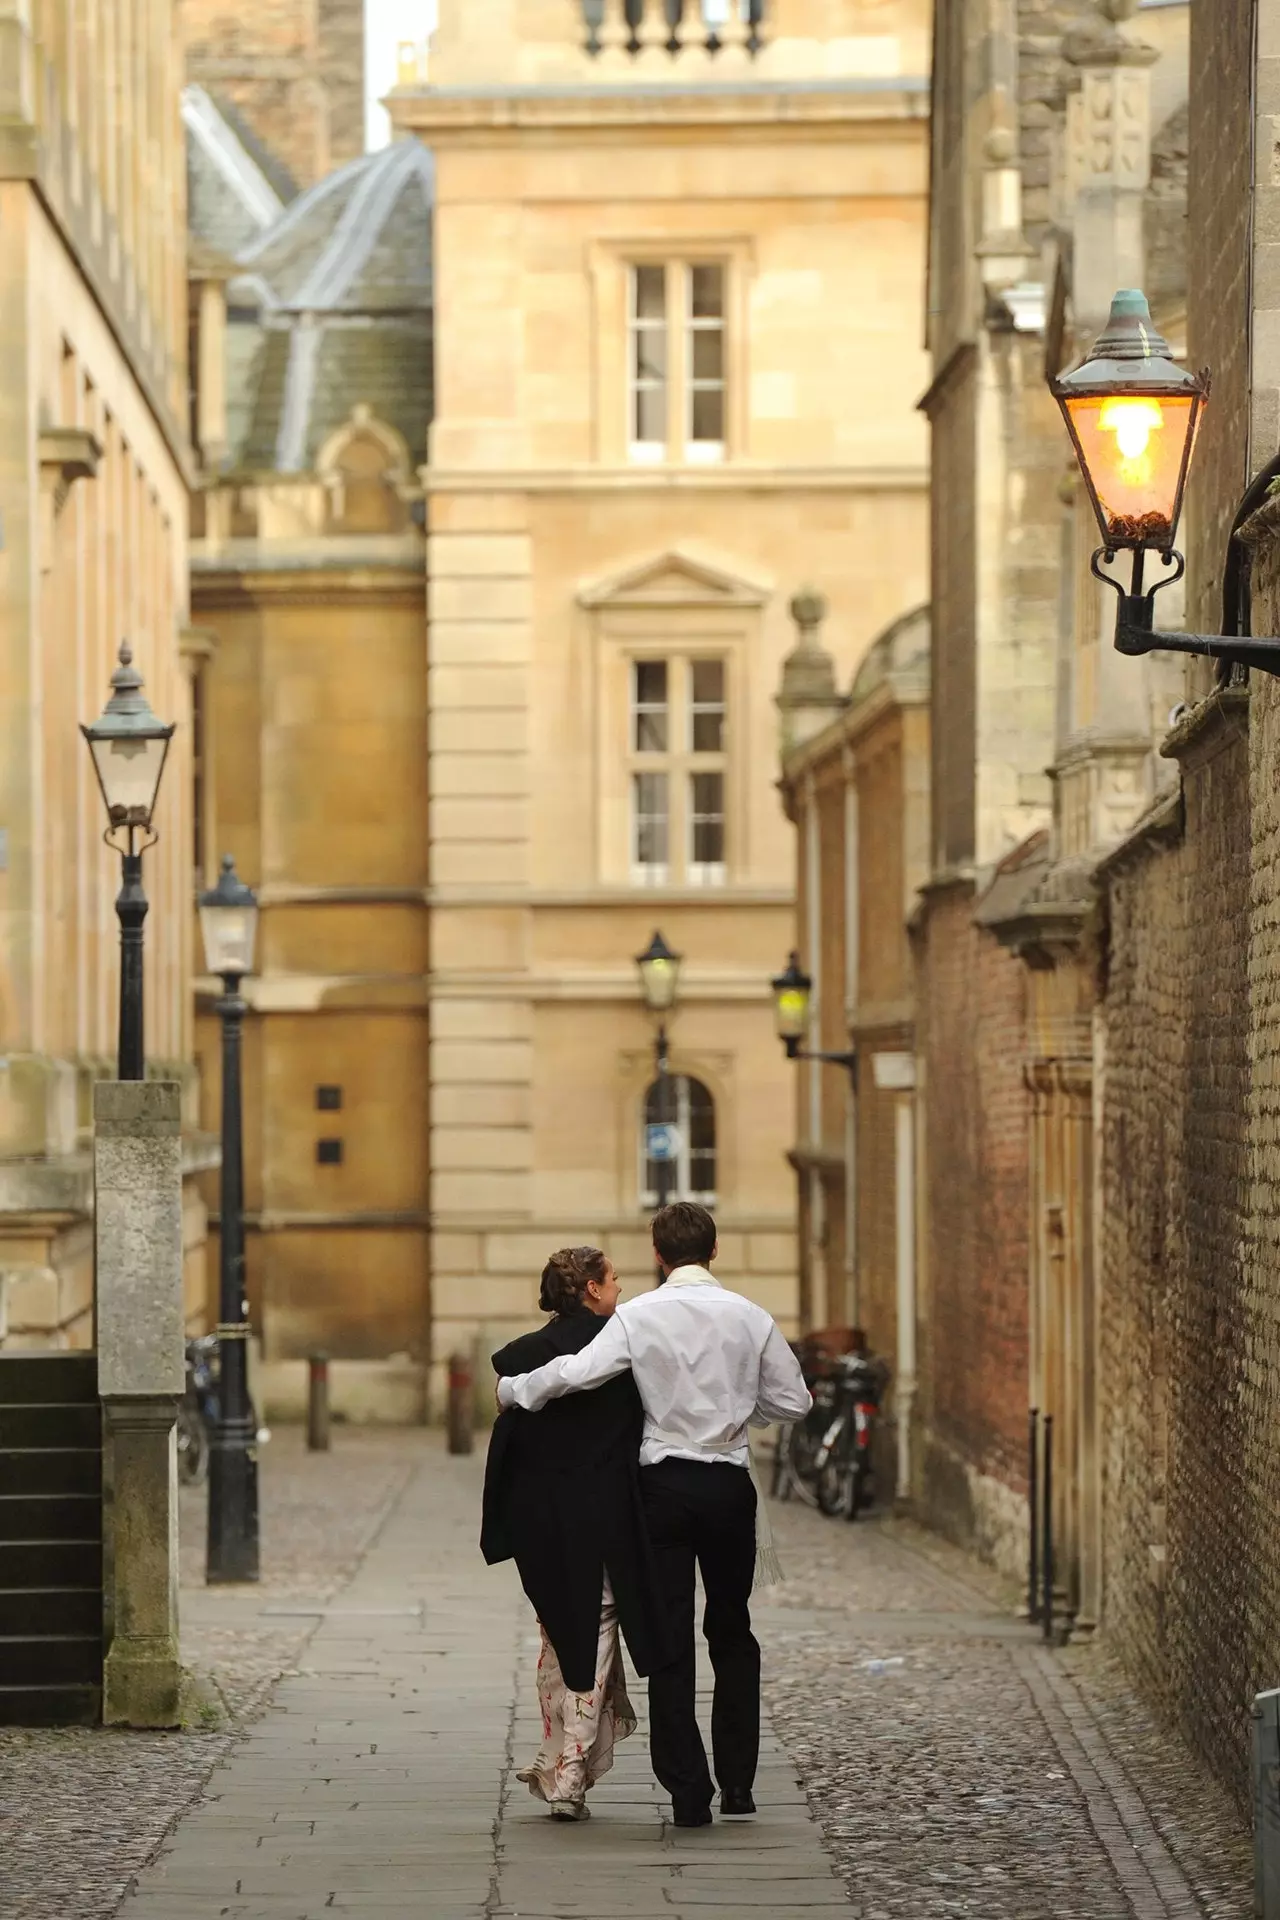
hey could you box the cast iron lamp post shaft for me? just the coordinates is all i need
[655,1022,674,1210]
[115,843,148,1081]
[206,971,260,1584]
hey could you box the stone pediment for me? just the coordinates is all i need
[577,543,773,611]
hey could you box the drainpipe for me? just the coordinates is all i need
[894,1091,918,1500]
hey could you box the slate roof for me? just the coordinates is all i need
[233,139,434,315]
[218,138,435,475]
[184,85,292,261]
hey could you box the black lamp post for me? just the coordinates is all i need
[81,643,175,1080]
[636,930,682,1211]
[1051,287,1280,678]
[200,854,260,1585]
[771,950,857,1081]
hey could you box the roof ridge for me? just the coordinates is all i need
[236,150,373,268]
[182,84,285,234]
[294,141,426,311]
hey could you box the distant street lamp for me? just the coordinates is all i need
[771,951,857,1080]
[1051,287,1280,677]
[636,930,682,1211]
[201,854,260,1585]
[82,642,175,1080]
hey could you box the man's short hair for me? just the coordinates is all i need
[652,1201,717,1270]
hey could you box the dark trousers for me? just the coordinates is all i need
[640,1458,760,1811]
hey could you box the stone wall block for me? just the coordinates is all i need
[95,1081,185,1398]
[95,1080,184,1729]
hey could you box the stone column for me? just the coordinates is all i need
[96,1081,185,1729]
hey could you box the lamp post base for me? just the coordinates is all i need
[206,1422,260,1584]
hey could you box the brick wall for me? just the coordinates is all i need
[917,879,1030,1575]
[1099,705,1253,1803]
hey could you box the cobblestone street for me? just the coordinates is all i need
[0,1432,1254,1919]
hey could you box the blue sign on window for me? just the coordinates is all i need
[646,1122,682,1163]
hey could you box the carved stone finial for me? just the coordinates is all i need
[777,588,845,756]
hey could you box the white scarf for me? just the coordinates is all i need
[658,1266,784,1587]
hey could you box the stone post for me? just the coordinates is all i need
[95,1080,185,1729]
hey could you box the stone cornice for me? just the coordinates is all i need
[391,78,929,142]
[421,464,927,497]
[427,885,793,908]
[984,895,1092,970]
[779,669,927,784]
[1159,684,1249,774]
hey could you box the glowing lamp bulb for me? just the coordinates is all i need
[1099,396,1164,463]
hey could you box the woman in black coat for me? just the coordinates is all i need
[481,1245,663,1821]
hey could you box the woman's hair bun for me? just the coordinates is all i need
[539,1244,608,1315]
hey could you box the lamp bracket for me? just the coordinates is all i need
[1090,546,1280,680]
[782,1037,858,1083]
[103,823,159,858]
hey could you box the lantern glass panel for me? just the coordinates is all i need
[638,953,679,1012]
[88,731,171,828]
[199,899,258,978]
[773,977,810,1042]
[1064,390,1198,549]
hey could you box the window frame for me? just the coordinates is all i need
[610,248,746,467]
[627,651,730,888]
[640,1072,718,1209]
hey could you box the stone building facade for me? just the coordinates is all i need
[778,0,1192,1599]
[389,0,932,1390]
[0,0,215,1348]
[186,102,432,1420]
[1085,0,1280,1809]
[777,602,929,1499]
[913,0,1192,1590]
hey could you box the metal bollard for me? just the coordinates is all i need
[1028,1407,1040,1623]
[1254,1689,1280,1916]
[307,1352,330,1452]
[1041,1413,1055,1644]
[447,1351,474,1456]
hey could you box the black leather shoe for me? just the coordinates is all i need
[720,1787,756,1817]
[672,1804,713,1828]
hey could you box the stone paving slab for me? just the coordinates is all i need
[118,1448,848,1920]
[3,1427,1254,1920]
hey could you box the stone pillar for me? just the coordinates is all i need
[95,1081,185,1729]
[1064,7,1158,339]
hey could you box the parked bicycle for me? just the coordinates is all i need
[771,1329,888,1520]
[177,1334,271,1485]
[178,1334,220,1486]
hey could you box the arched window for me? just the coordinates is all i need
[641,1075,716,1207]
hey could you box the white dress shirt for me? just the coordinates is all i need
[496,1266,813,1468]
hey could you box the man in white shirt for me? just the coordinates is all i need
[497,1201,811,1828]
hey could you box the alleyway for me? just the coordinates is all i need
[0,1432,1252,1920]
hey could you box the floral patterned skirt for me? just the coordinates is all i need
[516,1575,637,1811]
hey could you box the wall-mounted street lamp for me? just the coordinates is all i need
[82,642,176,1081]
[200,854,260,1585]
[636,929,681,1211]
[771,951,857,1080]
[1051,288,1280,677]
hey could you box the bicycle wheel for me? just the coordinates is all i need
[786,1418,823,1508]
[846,1458,870,1521]
[816,1423,854,1517]
[176,1400,209,1486]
